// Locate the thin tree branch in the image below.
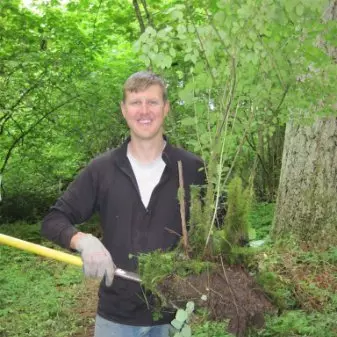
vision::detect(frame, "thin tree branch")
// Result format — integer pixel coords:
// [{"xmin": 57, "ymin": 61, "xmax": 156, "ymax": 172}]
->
[
  {"xmin": 244, "ymin": 135, "xmax": 269, "ymax": 176},
  {"xmin": 139, "ymin": 0, "xmax": 154, "ymax": 28},
  {"xmin": 191, "ymin": 20, "xmax": 216, "ymax": 84},
  {"xmin": 132, "ymin": 0, "xmax": 145, "ymax": 33},
  {"xmin": 203, "ymin": 9, "xmax": 237, "ymax": 141},
  {"xmin": 272, "ymin": 85, "xmax": 290, "ymax": 113},
  {"xmin": 216, "ymin": 57, "xmax": 237, "ymax": 141},
  {"xmin": 205, "ymin": 8, "xmax": 230, "ymax": 57},
  {"xmin": 0, "ymin": 95, "xmax": 80, "ymax": 175},
  {"xmin": 0, "ymin": 113, "xmax": 12, "ymax": 135},
  {"xmin": 177, "ymin": 160, "xmax": 189, "ymax": 258},
  {"xmin": 0, "ymin": 71, "xmax": 47, "ymax": 134}
]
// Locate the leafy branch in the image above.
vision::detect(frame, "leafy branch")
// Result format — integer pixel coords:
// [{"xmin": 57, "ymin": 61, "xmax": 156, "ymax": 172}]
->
[{"xmin": 0, "ymin": 94, "xmax": 80, "ymax": 176}]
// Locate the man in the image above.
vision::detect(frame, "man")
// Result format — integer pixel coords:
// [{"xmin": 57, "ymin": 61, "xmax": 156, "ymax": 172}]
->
[{"xmin": 41, "ymin": 71, "xmax": 205, "ymax": 337}]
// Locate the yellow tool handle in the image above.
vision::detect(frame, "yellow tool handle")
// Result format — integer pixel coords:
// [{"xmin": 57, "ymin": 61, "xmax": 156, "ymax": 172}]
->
[
  {"xmin": 0, "ymin": 233, "xmax": 83, "ymax": 266},
  {"xmin": 0, "ymin": 233, "xmax": 142, "ymax": 282}
]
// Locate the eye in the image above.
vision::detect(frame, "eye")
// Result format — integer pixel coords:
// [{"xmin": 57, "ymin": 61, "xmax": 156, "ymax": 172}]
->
[
  {"xmin": 130, "ymin": 100, "xmax": 141, "ymax": 106},
  {"xmin": 148, "ymin": 100, "xmax": 159, "ymax": 106}
]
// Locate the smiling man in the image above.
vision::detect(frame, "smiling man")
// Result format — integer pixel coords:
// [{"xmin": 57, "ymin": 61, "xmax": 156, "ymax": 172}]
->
[{"xmin": 41, "ymin": 71, "xmax": 205, "ymax": 337}]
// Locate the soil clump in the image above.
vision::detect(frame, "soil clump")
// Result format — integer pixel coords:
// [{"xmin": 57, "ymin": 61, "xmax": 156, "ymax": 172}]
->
[{"xmin": 159, "ymin": 264, "xmax": 276, "ymax": 337}]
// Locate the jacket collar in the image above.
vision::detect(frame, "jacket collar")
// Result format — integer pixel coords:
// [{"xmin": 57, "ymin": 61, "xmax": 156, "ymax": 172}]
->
[{"xmin": 114, "ymin": 135, "xmax": 175, "ymax": 169}]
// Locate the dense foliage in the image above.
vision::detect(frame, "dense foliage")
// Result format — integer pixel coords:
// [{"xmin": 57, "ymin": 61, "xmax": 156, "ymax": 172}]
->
[{"xmin": 0, "ymin": 0, "xmax": 140, "ymax": 220}]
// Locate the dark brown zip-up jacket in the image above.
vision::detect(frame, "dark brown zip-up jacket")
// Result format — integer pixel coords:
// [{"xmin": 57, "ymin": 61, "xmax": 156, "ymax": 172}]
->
[{"xmin": 41, "ymin": 138, "xmax": 205, "ymax": 326}]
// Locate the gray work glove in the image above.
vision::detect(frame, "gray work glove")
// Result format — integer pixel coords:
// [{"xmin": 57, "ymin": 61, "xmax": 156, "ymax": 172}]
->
[{"xmin": 74, "ymin": 234, "xmax": 116, "ymax": 286}]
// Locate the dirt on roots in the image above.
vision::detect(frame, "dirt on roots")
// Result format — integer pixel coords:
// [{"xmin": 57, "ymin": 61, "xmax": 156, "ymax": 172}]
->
[{"xmin": 158, "ymin": 264, "xmax": 276, "ymax": 337}]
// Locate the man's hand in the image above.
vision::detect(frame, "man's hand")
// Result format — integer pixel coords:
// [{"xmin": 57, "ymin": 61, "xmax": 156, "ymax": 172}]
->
[{"xmin": 72, "ymin": 233, "xmax": 115, "ymax": 286}]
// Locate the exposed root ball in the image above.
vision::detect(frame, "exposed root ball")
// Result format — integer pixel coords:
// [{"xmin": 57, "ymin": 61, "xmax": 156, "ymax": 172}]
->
[{"xmin": 158, "ymin": 264, "xmax": 275, "ymax": 337}]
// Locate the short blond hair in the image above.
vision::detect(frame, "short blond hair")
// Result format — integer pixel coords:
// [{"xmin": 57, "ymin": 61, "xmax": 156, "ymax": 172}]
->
[{"xmin": 123, "ymin": 71, "xmax": 167, "ymax": 102}]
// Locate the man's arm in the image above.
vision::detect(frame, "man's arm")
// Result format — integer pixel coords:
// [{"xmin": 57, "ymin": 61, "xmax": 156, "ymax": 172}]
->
[
  {"xmin": 41, "ymin": 163, "xmax": 98, "ymax": 249},
  {"xmin": 41, "ymin": 162, "xmax": 115, "ymax": 286}
]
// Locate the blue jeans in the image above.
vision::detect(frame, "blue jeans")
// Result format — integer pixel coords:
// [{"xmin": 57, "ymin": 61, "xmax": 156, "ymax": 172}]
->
[{"xmin": 94, "ymin": 314, "xmax": 172, "ymax": 337}]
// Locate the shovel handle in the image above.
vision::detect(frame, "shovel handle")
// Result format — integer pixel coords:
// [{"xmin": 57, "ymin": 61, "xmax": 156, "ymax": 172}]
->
[
  {"xmin": 0, "ymin": 233, "xmax": 141, "ymax": 283},
  {"xmin": 0, "ymin": 233, "xmax": 83, "ymax": 266}
]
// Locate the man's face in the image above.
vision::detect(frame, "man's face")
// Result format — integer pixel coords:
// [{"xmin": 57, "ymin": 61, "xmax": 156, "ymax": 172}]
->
[{"xmin": 121, "ymin": 85, "xmax": 169, "ymax": 141}]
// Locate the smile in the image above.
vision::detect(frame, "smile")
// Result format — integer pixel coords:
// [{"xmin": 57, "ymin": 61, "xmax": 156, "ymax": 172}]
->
[{"xmin": 137, "ymin": 119, "xmax": 152, "ymax": 125}]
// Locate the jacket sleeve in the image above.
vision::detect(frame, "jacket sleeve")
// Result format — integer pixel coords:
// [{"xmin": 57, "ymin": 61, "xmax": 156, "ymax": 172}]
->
[{"xmin": 41, "ymin": 162, "xmax": 99, "ymax": 249}]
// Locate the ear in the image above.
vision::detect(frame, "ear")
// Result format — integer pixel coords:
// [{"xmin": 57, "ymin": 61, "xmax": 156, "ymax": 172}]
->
[
  {"xmin": 120, "ymin": 101, "xmax": 126, "ymax": 118},
  {"xmin": 164, "ymin": 101, "xmax": 170, "ymax": 117}
]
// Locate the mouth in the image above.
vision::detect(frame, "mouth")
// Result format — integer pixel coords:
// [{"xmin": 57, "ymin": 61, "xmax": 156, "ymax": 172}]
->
[{"xmin": 137, "ymin": 119, "xmax": 152, "ymax": 125}]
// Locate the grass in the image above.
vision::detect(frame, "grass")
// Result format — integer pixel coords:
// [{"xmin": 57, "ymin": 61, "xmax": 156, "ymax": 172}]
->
[
  {"xmin": 0, "ymin": 222, "xmax": 88, "ymax": 337},
  {"xmin": 246, "ymin": 203, "xmax": 337, "ymax": 337},
  {"xmin": 248, "ymin": 202, "xmax": 275, "ymax": 240}
]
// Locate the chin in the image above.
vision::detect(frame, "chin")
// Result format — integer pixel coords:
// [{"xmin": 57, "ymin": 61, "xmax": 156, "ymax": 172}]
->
[{"xmin": 132, "ymin": 130, "xmax": 162, "ymax": 141}]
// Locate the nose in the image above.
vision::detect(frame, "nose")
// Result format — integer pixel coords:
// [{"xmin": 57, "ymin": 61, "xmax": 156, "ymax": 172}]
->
[
  {"xmin": 139, "ymin": 100, "xmax": 150, "ymax": 114},
  {"xmin": 141, "ymin": 101, "xmax": 148, "ymax": 111}
]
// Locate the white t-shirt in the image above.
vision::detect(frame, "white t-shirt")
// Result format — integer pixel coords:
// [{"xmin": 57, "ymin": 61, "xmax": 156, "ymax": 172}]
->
[{"xmin": 127, "ymin": 150, "xmax": 166, "ymax": 208}]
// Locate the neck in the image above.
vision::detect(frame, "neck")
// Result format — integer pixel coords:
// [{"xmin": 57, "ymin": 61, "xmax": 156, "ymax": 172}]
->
[{"xmin": 128, "ymin": 134, "xmax": 165, "ymax": 164}]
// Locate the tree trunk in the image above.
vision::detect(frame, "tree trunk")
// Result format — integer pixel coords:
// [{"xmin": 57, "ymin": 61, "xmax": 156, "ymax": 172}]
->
[{"xmin": 272, "ymin": 118, "xmax": 337, "ymax": 248}]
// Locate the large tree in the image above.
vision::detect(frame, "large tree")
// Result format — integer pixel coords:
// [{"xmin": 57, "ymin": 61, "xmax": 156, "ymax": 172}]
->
[
  {"xmin": 272, "ymin": 118, "xmax": 337, "ymax": 248},
  {"xmin": 272, "ymin": 1, "xmax": 337, "ymax": 248}
]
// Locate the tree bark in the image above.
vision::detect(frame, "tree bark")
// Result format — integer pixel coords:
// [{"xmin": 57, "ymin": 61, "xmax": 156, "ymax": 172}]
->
[
  {"xmin": 273, "ymin": 1, "xmax": 336, "ymax": 248},
  {"xmin": 132, "ymin": 0, "xmax": 145, "ymax": 34},
  {"xmin": 139, "ymin": 0, "xmax": 154, "ymax": 28},
  {"xmin": 272, "ymin": 118, "xmax": 337, "ymax": 248}
]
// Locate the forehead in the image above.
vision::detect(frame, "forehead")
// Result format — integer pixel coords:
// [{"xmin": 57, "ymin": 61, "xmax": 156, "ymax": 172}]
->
[{"xmin": 124, "ymin": 85, "xmax": 164, "ymax": 100}]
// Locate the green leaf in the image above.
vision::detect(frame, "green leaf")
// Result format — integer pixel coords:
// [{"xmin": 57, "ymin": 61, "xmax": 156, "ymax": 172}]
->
[
  {"xmin": 153, "ymin": 44, "xmax": 159, "ymax": 53},
  {"xmin": 177, "ymin": 24, "xmax": 187, "ymax": 35},
  {"xmin": 179, "ymin": 86, "xmax": 194, "ymax": 105},
  {"xmin": 169, "ymin": 47, "xmax": 176, "ymax": 58},
  {"xmin": 190, "ymin": 54, "xmax": 197, "ymax": 64},
  {"xmin": 171, "ymin": 10, "xmax": 184, "ymax": 21},
  {"xmin": 181, "ymin": 117, "xmax": 195, "ymax": 126},
  {"xmin": 214, "ymin": 11, "xmax": 225, "ymax": 25},
  {"xmin": 176, "ymin": 70, "xmax": 184, "ymax": 80},
  {"xmin": 187, "ymin": 24, "xmax": 195, "ymax": 33},
  {"xmin": 145, "ymin": 26, "xmax": 157, "ymax": 37},
  {"xmin": 157, "ymin": 27, "xmax": 171, "ymax": 40},
  {"xmin": 185, "ymin": 301, "xmax": 195, "ymax": 314},
  {"xmin": 176, "ymin": 309, "xmax": 188, "ymax": 322},
  {"xmin": 184, "ymin": 54, "xmax": 191, "ymax": 62},
  {"xmin": 249, "ymin": 227, "xmax": 256, "ymax": 240},
  {"xmin": 139, "ymin": 55, "xmax": 150, "ymax": 67},
  {"xmin": 217, "ymin": 0, "xmax": 227, "ymax": 9},
  {"xmin": 141, "ymin": 44, "xmax": 150, "ymax": 53},
  {"xmin": 296, "ymin": 4, "xmax": 304, "ymax": 16},
  {"xmin": 171, "ymin": 318, "xmax": 183, "ymax": 330},
  {"xmin": 163, "ymin": 55, "xmax": 172, "ymax": 69},
  {"xmin": 133, "ymin": 40, "xmax": 141, "ymax": 52},
  {"xmin": 181, "ymin": 325, "xmax": 192, "ymax": 337}
]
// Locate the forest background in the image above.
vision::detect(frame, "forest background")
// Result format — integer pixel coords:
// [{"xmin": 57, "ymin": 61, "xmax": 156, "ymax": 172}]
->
[{"xmin": 0, "ymin": 0, "xmax": 336, "ymax": 336}]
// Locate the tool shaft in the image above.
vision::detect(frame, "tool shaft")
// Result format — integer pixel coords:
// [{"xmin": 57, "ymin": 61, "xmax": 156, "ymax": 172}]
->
[{"xmin": 0, "ymin": 233, "xmax": 141, "ymax": 282}]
